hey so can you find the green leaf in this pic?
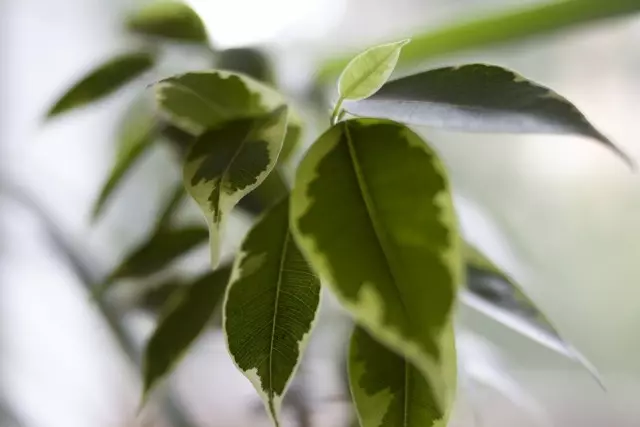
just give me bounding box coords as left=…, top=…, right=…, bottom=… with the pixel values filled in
left=224, top=196, right=321, bottom=426
left=154, top=70, right=284, bottom=135
left=217, top=47, right=275, bottom=84
left=237, top=167, right=289, bottom=217
left=338, top=39, right=410, bottom=101
left=318, top=0, right=640, bottom=80
left=92, top=98, right=158, bottom=221
left=344, top=64, right=633, bottom=168
left=463, top=241, right=603, bottom=386
left=183, top=106, right=288, bottom=267
left=126, top=1, right=207, bottom=43
left=143, top=265, right=231, bottom=397
left=105, top=226, right=208, bottom=286
left=349, top=326, right=456, bottom=427
left=47, top=51, right=155, bottom=118
left=290, top=119, right=461, bottom=420
left=155, top=183, right=187, bottom=230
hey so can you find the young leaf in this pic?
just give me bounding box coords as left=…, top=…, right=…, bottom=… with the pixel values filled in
left=344, top=64, right=633, bottom=168
left=47, top=51, right=155, bottom=118
left=224, top=196, right=321, bottom=427
left=92, top=99, right=158, bottom=220
left=338, top=39, right=410, bottom=101
left=155, top=70, right=283, bottom=135
left=183, top=107, right=288, bottom=267
left=349, top=326, right=457, bottom=427
left=290, top=119, right=461, bottom=410
left=126, top=1, right=208, bottom=43
left=104, top=226, right=208, bottom=288
left=142, top=265, right=232, bottom=397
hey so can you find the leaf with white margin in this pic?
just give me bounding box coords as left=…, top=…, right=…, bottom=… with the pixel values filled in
left=183, top=106, right=288, bottom=267
left=350, top=325, right=457, bottom=427
left=291, top=119, right=461, bottom=423
left=338, top=39, right=410, bottom=101
left=224, top=196, right=321, bottom=427
left=344, top=64, right=633, bottom=168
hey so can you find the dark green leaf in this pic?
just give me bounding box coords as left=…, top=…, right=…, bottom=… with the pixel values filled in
left=105, top=226, right=208, bottom=286
left=47, top=51, right=154, bottom=118
left=217, top=47, right=275, bottom=84
left=225, top=196, right=321, bottom=425
left=143, top=265, right=232, bottom=397
left=344, top=64, right=632, bottom=168
left=183, top=107, right=288, bottom=267
left=237, top=167, right=289, bottom=216
left=126, top=1, right=208, bottom=43
left=290, top=119, right=461, bottom=423
left=350, top=327, right=456, bottom=427
left=92, top=98, right=158, bottom=220
left=318, top=0, right=640, bottom=80
left=155, top=183, right=187, bottom=230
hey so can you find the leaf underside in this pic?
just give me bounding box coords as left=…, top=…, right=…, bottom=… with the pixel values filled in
left=344, top=64, right=633, bottom=168
left=225, top=196, right=321, bottom=425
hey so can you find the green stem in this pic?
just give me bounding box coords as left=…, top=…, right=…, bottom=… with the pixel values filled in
left=331, top=97, right=345, bottom=125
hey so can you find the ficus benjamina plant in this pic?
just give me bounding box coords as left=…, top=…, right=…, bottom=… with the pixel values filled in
left=43, top=1, right=637, bottom=427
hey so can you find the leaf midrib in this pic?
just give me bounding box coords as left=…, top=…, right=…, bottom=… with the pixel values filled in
left=342, top=123, right=411, bottom=324
left=341, top=48, right=399, bottom=99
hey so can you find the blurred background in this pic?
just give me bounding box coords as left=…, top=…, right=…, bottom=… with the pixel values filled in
left=1, top=0, right=640, bottom=426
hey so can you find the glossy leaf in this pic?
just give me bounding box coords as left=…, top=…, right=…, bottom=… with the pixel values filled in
left=143, top=265, right=232, bottom=397
left=47, top=51, right=154, bottom=118
left=318, top=0, right=640, bottom=80
left=92, top=99, right=158, bottom=220
left=155, top=70, right=282, bottom=135
left=291, top=119, right=461, bottom=420
left=344, top=64, right=632, bottom=167
left=126, top=1, right=207, bottom=43
left=224, top=196, right=321, bottom=426
left=463, top=241, right=603, bottom=386
left=104, top=226, right=208, bottom=287
left=338, top=39, right=410, bottom=101
left=183, top=107, right=288, bottom=267
left=350, top=326, right=456, bottom=427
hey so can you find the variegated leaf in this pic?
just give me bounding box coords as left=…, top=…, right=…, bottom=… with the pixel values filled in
left=183, top=106, right=288, bottom=267
left=224, top=196, right=321, bottom=426
left=290, top=119, right=461, bottom=425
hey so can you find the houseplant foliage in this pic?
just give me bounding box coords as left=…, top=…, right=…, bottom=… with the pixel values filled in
left=42, top=1, right=636, bottom=427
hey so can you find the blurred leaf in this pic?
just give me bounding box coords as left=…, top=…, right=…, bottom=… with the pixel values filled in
left=291, top=119, right=460, bottom=423
left=338, top=39, right=410, bottom=102
left=237, top=167, right=289, bottom=216
left=104, top=226, right=208, bottom=289
left=126, top=1, right=207, bottom=43
left=143, top=264, right=231, bottom=397
left=92, top=99, right=158, bottom=221
left=280, top=112, right=304, bottom=164
left=225, top=196, right=321, bottom=426
left=344, top=64, right=633, bottom=168
left=154, top=70, right=283, bottom=135
left=137, top=278, right=184, bottom=313
left=217, top=47, right=275, bottom=84
left=156, top=183, right=187, bottom=230
left=350, top=326, right=456, bottom=427
left=318, top=0, right=640, bottom=80
left=463, top=242, right=604, bottom=387
left=184, top=107, right=288, bottom=267
left=47, top=51, right=154, bottom=118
